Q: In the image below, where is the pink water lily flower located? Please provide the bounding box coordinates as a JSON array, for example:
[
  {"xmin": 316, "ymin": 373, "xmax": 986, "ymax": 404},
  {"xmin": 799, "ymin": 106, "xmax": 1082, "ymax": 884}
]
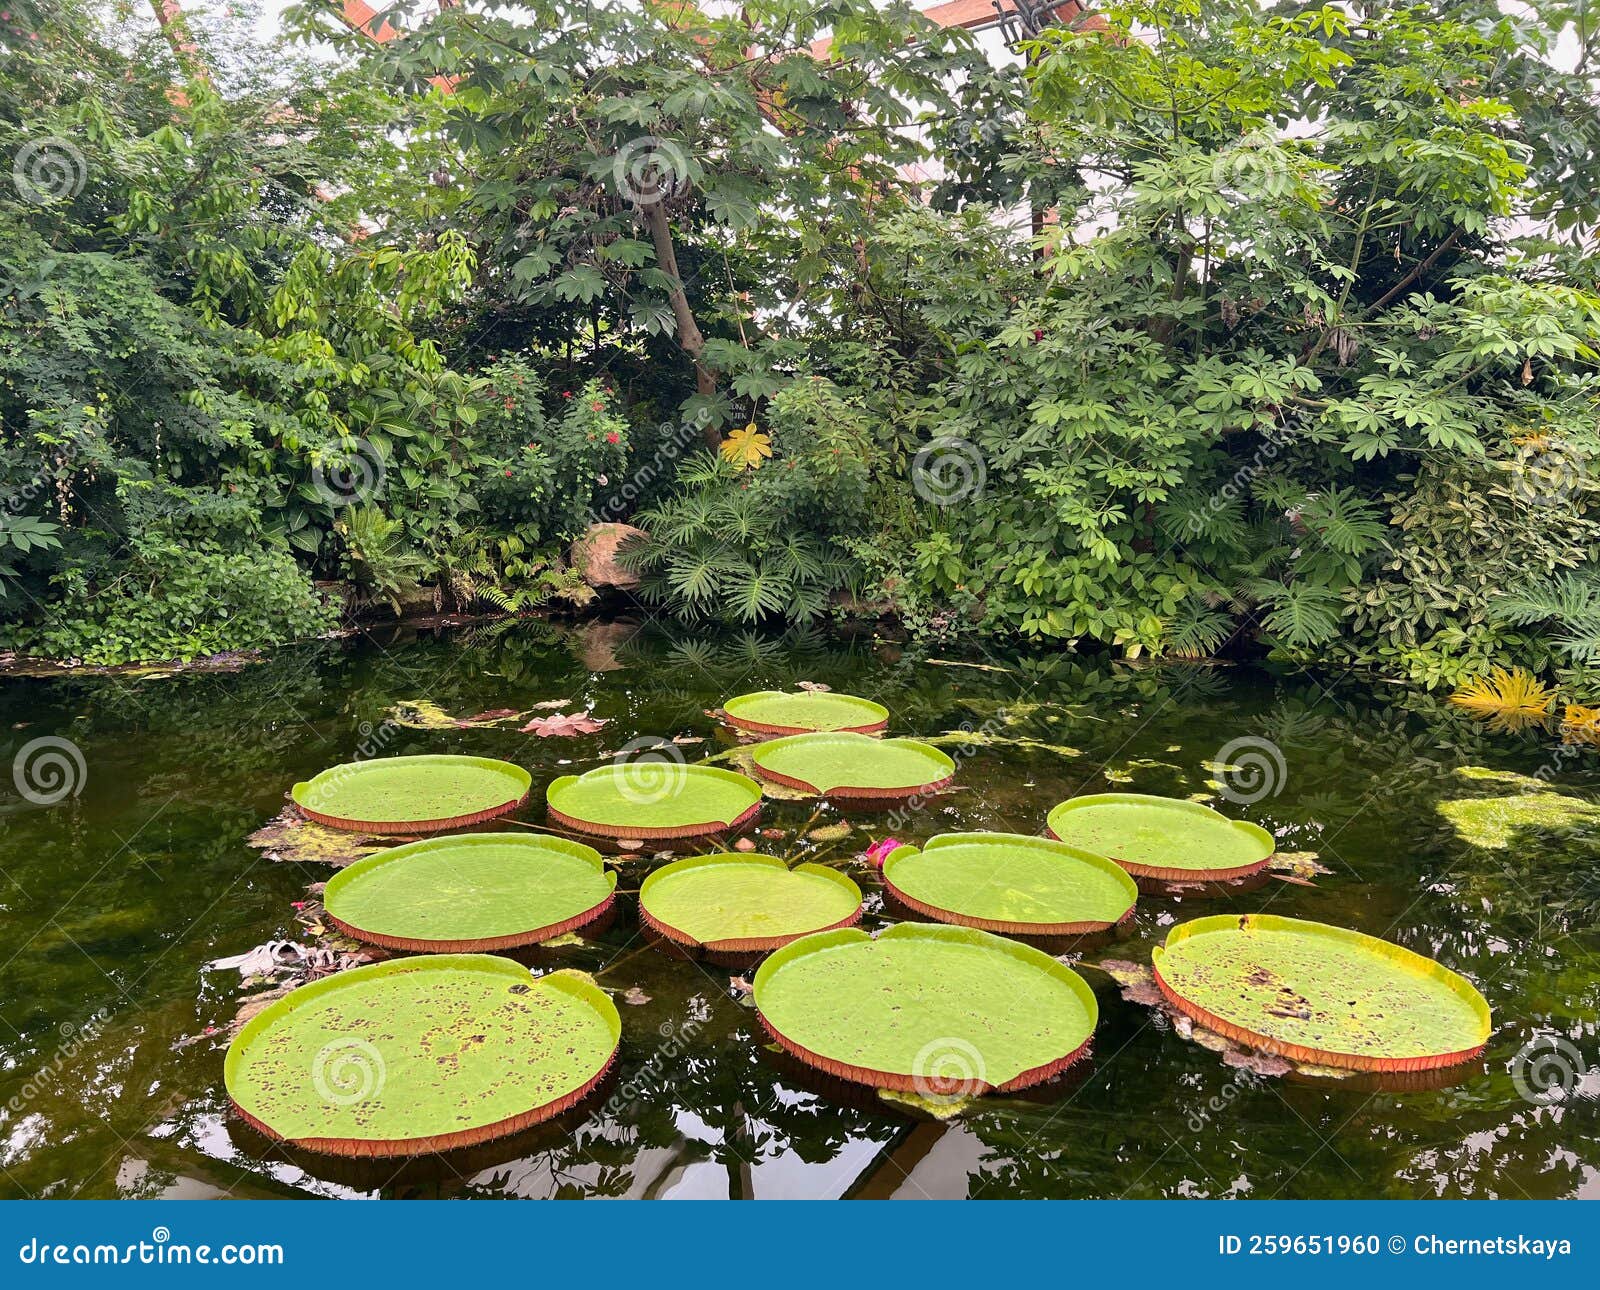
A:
[{"xmin": 862, "ymin": 837, "xmax": 901, "ymax": 869}]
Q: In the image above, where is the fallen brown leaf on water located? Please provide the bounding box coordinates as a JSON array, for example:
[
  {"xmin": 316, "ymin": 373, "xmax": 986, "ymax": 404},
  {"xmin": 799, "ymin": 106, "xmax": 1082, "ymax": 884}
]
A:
[
  {"xmin": 728, "ymin": 976, "xmax": 754, "ymax": 996},
  {"xmin": 520, "ymin": 712, "xmax": 610, "ymax": 736},
  {"xmin": 758, "ymin": 828, "xmax": 786, "ymax": 840},
  {"xmin": 1269, "ymin": 850, "xmax": 1331, "ymax": 878},
  {"xmin": 390, "ymin": 699, "xmax": 526, "ymax": 730},
  {"xmin": 247, "ymin": 810, "xmax": 386, "ymax": 867},
  {"xmin": 808, "ymin": 822, "xmax": 853, "ymax": 843},
  {"xmin": 620, "ymin": 987, "xmax": 652, "ymax": 1006},
  {"xmin": 733, "ymin": 837, "xmax": 757, "ymax": 851},
  {"xmin": 796, "ymin": 681, "xmax": 832, "ymax": 692},
  {"xmin": 532, "ymin": 698, "xmax": 573, "ymax": 710},
  {"xmin": 1221, "ymin": 1047, "xmax": 1294, "ymax": 1077},
  {"xmin": 616, "ymin": 839, "xmax": 644, "ymax": 852},
  {"xmin": 459, "ymin": 707, "xmax": 521, "ymax": 725}
]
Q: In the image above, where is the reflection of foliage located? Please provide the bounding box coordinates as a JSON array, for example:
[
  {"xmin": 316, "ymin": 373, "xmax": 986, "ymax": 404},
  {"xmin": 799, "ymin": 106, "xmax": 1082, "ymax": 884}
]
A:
[{"xmin": 8, "ymin": 628, "xmax": 1600, "ymax": 1198}]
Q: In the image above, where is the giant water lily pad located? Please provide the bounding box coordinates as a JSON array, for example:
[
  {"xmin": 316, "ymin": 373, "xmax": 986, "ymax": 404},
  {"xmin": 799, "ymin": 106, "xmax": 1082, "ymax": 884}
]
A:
[
  {"xmin": 1151, "ymin": 914, "xmax": 1491, "ymax": 1072},
  {"xmin": 546, "ymin": 763, "xmax": 762, "ymax": 839},
  {"xmin": 753, "ymin": 923, "xmax": 1098, "ymax": 1093},
  {"xmin": 881, "ymin": 832, "xmax": 1137, "ymax": 935},
  {"xmin": 323, "ymin": 833, "xmax": 617, "ymax": 952},
  {"xmin": 1046, "ymin": 793, "xmax": 1273, "ymax": 880},
  {"xmin": 723, "ymin": 690, "xmax": 889, "ymax": 736},
  {"xmin": 640, "ymin": 854, "xmax": 863, "ymax": 952},
  {"xmin": 225, "ymin": 956, "xmax": 620, "ymax": 1157},
  {"xmin": 748, "ymin": 732, "xmax": 955, "ymax": 799},
  {"xmin": 292, "ymin": 755, "xmax": 532, "ymax": 834}
]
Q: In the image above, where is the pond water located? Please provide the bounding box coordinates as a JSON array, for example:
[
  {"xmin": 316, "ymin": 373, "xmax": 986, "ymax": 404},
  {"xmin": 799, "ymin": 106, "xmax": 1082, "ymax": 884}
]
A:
[{"xmin": 2, "ymin": 620, "xmax": 1597, "ymax": 1199}]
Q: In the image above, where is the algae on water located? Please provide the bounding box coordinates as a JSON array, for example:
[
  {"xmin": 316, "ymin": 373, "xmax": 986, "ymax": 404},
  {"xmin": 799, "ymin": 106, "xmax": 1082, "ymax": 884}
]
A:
[{"xmin": 1438, "ymin": 767, "xmax": 1600, "ymax": 849}]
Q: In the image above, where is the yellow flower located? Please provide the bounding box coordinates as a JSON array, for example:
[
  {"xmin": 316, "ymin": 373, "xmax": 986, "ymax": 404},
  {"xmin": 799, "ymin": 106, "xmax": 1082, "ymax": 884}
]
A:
[
  {"xmin": 720, "ymin": 423, "xmax": 773, "ymax": 470},
  {"xmin": 1448, "ymin": 666, "xmax": 1555, "ymax": 733}
]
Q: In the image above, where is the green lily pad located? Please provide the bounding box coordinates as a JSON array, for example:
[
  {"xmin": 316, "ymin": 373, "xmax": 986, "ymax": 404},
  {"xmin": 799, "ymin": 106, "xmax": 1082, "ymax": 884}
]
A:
[
  {"xmin": 723, "ymin": 690, "xmax": 889, "ymax": 735},
  {"xmin": 1151, "ymin": 914, "xmax": 1492, "ymax": 1072},
  {"xmin": 323, "ymin": 833, "xmax": 617, "ymax": 952},
  {"xmin": 881, "ymin": 832, "xmax": 1137, "ymax": 935},
  {"xmin": 1045, "ymin": 792, "xmax": 1274, "ymax": 879},
  {"xmin": 546, "ymin": 763, "xmax": 762, "ymax": 839},
  {"xmin": 640, "ymin": 854, "xmax": 863, "ymax": 951},
  {"xmin": 292, "ymin": 755, "xmax": 532, "ymax": 835},
  {"xmin": 225, "ymin": 956, "xmax": 620, "ymax": 1156},
  {"xmin": 748, "ymin": 732, "xmax": 955, "ymax": 798},
  {"xmin": 753, "ymin": 923, "xmax": 1097, "ymax": 1093}
]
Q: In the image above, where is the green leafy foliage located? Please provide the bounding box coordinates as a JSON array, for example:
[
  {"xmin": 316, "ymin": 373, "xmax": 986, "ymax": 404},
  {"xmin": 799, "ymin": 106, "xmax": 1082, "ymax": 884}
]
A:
[{"xmin": 4, "ymin": 0, "xmax": 1600, "ymax": 685}]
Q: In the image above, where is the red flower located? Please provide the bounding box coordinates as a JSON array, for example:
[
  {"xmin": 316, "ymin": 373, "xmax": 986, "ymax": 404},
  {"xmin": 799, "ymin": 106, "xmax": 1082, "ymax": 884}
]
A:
[
  {"xmin": 1032, "ymin": 329, "xmax": 1045, "ymax": 342},
  {"xmin": 591, "ymin": 400, "xmax": 604, "ymax": 411},
  {"xmin": 561, "ymin": 391, "xmax": 572, "ymax": 399},
  {"xmin": 605, "ymin": 431, "xmax": 620, "ymax": 444},
  {"xmin": 862, "ymin": 837, "xmax": 901, "ymax": 870},
  {"xmin": 504, "ymin": 469, "xmax": 513, "ymax": 477}
]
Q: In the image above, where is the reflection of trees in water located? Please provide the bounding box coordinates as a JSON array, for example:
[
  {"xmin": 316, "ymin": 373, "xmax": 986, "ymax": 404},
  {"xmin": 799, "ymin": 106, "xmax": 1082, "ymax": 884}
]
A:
[{"xmin": 5, "ymin": 626, "xmax": 1600, "ymax": 1197}]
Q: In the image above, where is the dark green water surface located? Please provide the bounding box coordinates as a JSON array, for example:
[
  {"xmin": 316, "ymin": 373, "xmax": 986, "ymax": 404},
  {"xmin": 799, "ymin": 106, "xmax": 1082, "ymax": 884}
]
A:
[{"xmin": 1, "ymin": 621, "xmax": 1596, "ymax": 1198}]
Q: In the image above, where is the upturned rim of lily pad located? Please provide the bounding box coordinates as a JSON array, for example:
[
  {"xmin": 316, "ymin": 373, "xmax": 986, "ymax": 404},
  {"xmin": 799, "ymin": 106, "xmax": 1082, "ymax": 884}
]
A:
[
  {"xmin": 291, "ymin": 754, "xmax": 532, "ymax": 835},
  {"xmin": 322, "ymin": 833, "xmax": 618, "ymax": 952},
  {"xmin": 545, "ymin": 763, "xmax": 763, "ymax": 839},
  {"xmin": 639, "ymin": 853, "xmax": 864, "ymax": 952},
  {"xmin": 1045, "ymin": 792, "xmax": 1274, "ymax": 880},
  {"xmin": 1151, "ymin": 914, "xmax": 1492, "ymax": 1073},
  {"xmin": 880, "ymin": 832, "xmax": 1138, "ymax": 935},
  {"xmin": 748, "ymin": 731, "xmax": 955, "ymax": 799},
  {"xmin": 225, "ymin": 956, "xmax": 620, "ymax": 1157},
  {"xmin": 752, "ymin": 923, "xmax": 1098, "ymax": 1093},
  {"xmin": 722, "ymin": 690, "xmax": 890, "ymax": 736}
]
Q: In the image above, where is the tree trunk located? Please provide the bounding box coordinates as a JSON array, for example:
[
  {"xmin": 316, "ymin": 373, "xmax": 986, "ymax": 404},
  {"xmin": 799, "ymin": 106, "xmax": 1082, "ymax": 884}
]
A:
[{"xmin": 642, "ymin": 200, "xmax": 722, "ymax": 450}]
